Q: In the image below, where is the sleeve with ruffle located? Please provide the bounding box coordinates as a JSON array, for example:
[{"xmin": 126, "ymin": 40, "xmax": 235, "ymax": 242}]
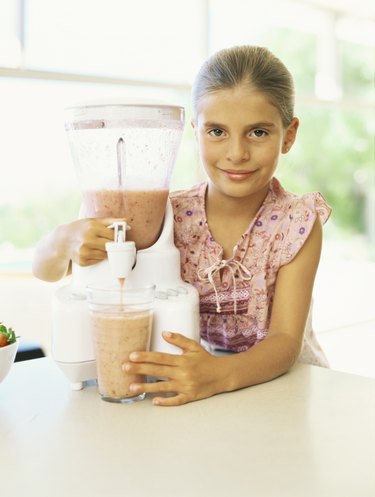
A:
[{"xmin": 280, "ymin": 192, "xmax": 332, "ymax": 266}]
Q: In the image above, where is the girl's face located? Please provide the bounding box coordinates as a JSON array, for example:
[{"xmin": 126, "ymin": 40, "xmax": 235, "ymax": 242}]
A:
[{"xmin": 193, "ymin": 85, "xmax": 299, "ymax": 202}]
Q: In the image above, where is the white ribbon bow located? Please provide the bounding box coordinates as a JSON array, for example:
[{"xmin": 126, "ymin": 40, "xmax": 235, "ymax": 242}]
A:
[{"xmin": 198, "ymin": 258, "xmax": 252, "ymax": 314}]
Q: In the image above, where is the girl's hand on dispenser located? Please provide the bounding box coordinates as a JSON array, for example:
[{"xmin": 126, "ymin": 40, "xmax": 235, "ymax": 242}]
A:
[
  {"xmin": 63, "ymin": 217, "xmax": 124, "ymax": 267},
  {"xmin": 33, "ymin": 217, "xmax": 125, "ymax": 282},
  {"xmin": 124, "ymin": 332, "xmax": 227, "ymax": 406}
]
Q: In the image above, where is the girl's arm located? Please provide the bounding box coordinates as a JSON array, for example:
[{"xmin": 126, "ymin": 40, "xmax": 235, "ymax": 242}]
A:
[
  {"xmin": 222, "ymin": 215, "xmax": 323, "ymax": 392},
  {"xmin": 32, "ymin": 218, "xmax": 121, "ymax": 282},
  {"xmin": 125, "ymin": 217, "xmax": 323, "ymax": 406}
]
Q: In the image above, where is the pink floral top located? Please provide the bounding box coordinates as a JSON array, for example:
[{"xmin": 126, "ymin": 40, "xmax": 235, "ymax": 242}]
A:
[{"xmin": 170, "ymin": 177, "xmax": 332, "ymax": 367}]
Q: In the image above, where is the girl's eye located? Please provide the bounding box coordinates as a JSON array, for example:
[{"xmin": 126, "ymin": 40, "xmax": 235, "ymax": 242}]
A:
[
  {"xmin": 252, "ymin": 129, "xmax": 267, "ymax": 138},
  {"xmin": 209, "ymin": 128, "xmax": 224, "ymax": 137}
]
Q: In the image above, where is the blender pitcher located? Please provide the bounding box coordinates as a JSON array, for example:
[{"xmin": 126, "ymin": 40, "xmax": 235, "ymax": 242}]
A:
[{"xmin": 64, "ymin": 102, "xmax": 185, "ymax": 249}]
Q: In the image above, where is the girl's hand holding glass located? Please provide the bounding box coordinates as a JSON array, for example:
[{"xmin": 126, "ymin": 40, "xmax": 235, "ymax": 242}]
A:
[{"xmin": 123, "ymin": 332, "xmax": 226, "ymax": 407}]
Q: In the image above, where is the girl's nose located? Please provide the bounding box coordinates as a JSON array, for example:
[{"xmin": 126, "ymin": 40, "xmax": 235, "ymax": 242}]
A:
[{"xmin": 226, "ymin": 137, "xmax": 250, "ymax": 163}]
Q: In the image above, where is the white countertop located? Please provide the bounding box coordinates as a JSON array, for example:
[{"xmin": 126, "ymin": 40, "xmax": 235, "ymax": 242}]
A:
[{"xmin": 1, "ymin": 358, "xmax": 374, "ymax": 497}]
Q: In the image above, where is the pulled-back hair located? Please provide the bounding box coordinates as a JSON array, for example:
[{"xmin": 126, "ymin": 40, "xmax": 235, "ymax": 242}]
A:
[{"xmin": 192, "ymin": 45, "xmax": 295, "ymax": 127}]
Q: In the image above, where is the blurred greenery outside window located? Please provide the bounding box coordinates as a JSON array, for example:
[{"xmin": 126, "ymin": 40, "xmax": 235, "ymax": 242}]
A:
[{"xmin": 0, "ymin": 0, "xmax": 374, "ymax": 272}]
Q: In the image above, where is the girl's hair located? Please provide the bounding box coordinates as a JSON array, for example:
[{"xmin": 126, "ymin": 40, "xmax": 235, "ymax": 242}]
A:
[{"xmin": 192, "ymin": 45, "xmax": 295, "ymax": 127}]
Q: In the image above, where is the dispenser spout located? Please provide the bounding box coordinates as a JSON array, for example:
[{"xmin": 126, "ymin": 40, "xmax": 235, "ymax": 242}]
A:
[{"xmin": 106, "ymin": 222, "xmax": 136, "ymax": 280}]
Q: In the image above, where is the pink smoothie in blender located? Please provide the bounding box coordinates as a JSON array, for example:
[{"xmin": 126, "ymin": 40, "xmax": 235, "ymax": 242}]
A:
[
  {"xmin": 82, "ymin": 188, "xmax": 169, "ymax": 249},
  {"xmin": 65, "ymin": 103, "xmax": 184, "ymax": 249}
]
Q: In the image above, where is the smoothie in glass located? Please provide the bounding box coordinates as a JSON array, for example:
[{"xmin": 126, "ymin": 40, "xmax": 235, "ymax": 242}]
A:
[
  {"xmin": 87, "ymin": 285, "xmax": 154, "ymax": 403},
  {"xmin": 91, "ymin": 309, "xmax": 152, "ymax": 402},
  {"xmin": 82, "ymin": 188, "xmax": 168, "ymax": 249}
]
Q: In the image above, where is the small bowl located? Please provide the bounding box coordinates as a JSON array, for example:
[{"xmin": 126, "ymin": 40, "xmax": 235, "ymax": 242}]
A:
[{"xmin": 0, "ymin": 340, "xmax": 19, "ymax": 383}]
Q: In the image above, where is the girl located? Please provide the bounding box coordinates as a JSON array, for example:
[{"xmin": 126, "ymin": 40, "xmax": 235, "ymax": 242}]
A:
[{"xmin": 33, "ymin": 45, "xmax": 331, "ymax": 406}]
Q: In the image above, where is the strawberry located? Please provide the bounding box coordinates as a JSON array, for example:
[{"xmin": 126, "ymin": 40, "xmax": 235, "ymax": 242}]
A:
[
  {"xmin": 0, "ymin": 322, "xmax": 18, "ymax": 348},
  {"xmin": 0, "ymin": 333, "xmax": 7, "ymax": 347}
]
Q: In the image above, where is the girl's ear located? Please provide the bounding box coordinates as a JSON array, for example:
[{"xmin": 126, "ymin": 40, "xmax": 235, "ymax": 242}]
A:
[{"xmin": 282, "ymin": 117, "xmax": 299, "ymax": 154}]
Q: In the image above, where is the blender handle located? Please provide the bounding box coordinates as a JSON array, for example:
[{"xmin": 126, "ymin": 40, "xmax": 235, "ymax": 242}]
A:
[{"xmin": 108, "ymin": 221, "xmax": 129, "ymax": 243}]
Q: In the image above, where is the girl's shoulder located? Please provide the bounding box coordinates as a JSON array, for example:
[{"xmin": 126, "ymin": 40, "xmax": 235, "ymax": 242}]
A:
[
  {"xmin": 266, "ymin": 177, "xmax": 332, "ymax": 265},
  {"xmin": 170, "ymin": 182, "xmax": 205, "ymax": 202},
  {"xmin": 169, "ymin": 182, "xmax": 207, "ymax": 216},
  {"xmin": 169, "ymin": 183, "xmax": 208, "ymax": 249},
  {"xmin": 267, "ymin": 177, "xmax": 331, "ymax": 224}
]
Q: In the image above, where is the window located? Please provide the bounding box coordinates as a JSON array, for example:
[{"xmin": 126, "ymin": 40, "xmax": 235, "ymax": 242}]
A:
[
  {"xmin": 0, "ymin": 0, "xmax": 21, "ymax": 67},
  {"xmin": 24, "ymin": 0, "xmax": 206, "ymax": 84},
  {"xmin": 0, "ymin": 0, "xmax": 374, "ymax": 270}
]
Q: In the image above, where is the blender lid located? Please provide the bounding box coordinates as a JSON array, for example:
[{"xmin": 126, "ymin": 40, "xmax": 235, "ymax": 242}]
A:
[{"xmin": 64, "ymin": 99, "xmax": 184, "ymax": 124}]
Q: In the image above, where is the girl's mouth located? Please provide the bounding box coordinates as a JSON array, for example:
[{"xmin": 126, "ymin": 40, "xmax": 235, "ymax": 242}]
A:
[{"xmin": 220, "ymin": 169, "xmax": 256, "ymax": 181}]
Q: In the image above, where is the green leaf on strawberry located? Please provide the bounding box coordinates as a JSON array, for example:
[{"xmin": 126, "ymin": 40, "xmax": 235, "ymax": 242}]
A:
[{"xmin": 0, "ymin": 322, "xmax": 18, "ymax": 347}]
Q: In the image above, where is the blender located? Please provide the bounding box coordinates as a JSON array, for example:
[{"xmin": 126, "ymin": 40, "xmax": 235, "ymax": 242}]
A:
[{"xmin": 52, "ymin": 101, "xmax": 200, "ymax": 390}]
